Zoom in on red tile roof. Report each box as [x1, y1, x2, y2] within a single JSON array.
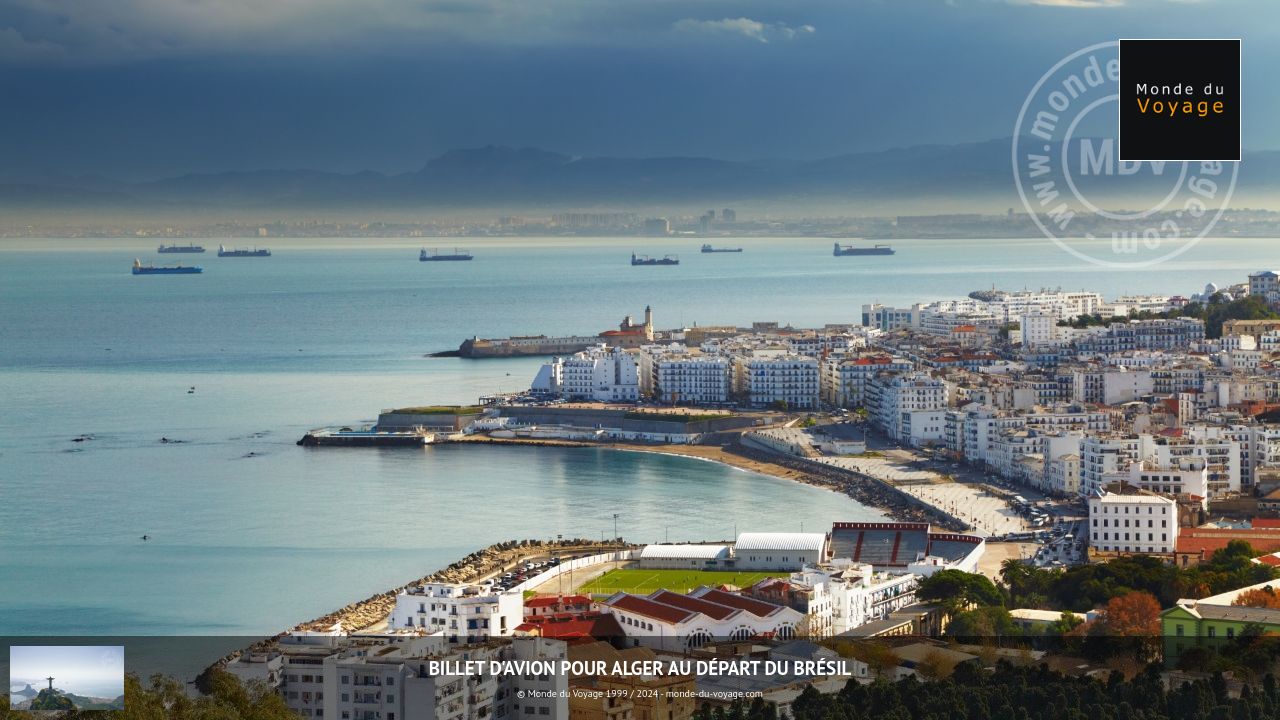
[[521, 613, 625, 640], [1254, 519, 1280, 529], [1177, 528, 1280, 556], [604, 594, 695, 624], [648, 590, 739, 621], [691, 588, 784, 618], [525, 594, 591, 608]]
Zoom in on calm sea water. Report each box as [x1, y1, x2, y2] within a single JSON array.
[[0, 235, 1271, 636]]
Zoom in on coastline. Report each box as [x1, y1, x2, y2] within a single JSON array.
[[451, 435, 965, 529], [205, 433, 970, 681]]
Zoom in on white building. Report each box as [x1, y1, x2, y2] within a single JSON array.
[[1020, 311, 1061, 348], [821, 564, 920, 635], [868, 372, 949, 444], [737, 354, 820, 410], [600, 588, 805, 651], [227, 635, 567, 720], [1071, 366, 1154, 405], [733, 532, 829, 571], [1079, 436, 1141, 496], [533, 344, 640, 402], [820, 354, 914, 408], [638, 544, 731, 570], [1123, 458, 1211, 499], [1088, 491, 1178, 555], [389, 583, 524, 644], [643, 347, 732, 405], [1249, 270, 1280, 304]]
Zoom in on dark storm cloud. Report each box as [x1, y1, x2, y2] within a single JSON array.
[[0, 0, 1271, 179]]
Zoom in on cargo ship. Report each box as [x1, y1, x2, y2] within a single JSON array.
[[832, 242, 894, 256], [701, 244, 743, 253], [157, 244, 205, 253], [420, 248, 473, 261], [132, 259, 202, 275], [218, 245, 271, 257], [631, 253, 679, 266]]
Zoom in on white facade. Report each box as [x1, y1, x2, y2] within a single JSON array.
[[601, 589, 805, 652], [1249, 270, 1280, 303], [389, 583, 524, 644], [649, 351, 732, 405], [228, 635, 567, 720], [825, 566, 920, 635], [868, 372, 949, 443], [534, 344, 640, 402], [638, 544, 731, 569], [1071, 367, 1154, 405], [1080, 436, 1141, 496], [738, 354, 820, 410], [733, 532, 828, 571], [1088, 492, 1178, 555], [821, 355, 914, 408], [1020, 311, 1060, 348]]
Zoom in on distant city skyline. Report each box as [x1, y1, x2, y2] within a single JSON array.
[[0, 0, 1275, 181]]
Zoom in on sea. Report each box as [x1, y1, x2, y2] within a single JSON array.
[[0, 234, 1272, 638]]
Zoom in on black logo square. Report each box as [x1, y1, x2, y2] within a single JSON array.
[[1119, 39, 1240, 161]]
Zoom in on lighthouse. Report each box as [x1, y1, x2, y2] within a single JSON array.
[[643, 305, 654, 340]]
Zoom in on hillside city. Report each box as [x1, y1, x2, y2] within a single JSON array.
[[193, 267, 1280, 720]]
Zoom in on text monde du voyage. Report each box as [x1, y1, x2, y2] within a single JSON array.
[[1134, 82, 1229, 118], [426, 658, 851, 678]]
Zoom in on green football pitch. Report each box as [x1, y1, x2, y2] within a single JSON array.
[[578, 568, 788, 596]]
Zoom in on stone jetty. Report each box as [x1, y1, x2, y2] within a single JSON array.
[[294, 538, 629, 633]]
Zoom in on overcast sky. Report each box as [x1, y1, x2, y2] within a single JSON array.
[[0, 0, 1273, 180]]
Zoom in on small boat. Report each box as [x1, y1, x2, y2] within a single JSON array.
[[218, 245, 271, 257], [132, 259, 202, 275], [631, 253, 679, 266], [420, 248, 473, 261], [158, 244, 205, 254], [701, 244, 743, 253]]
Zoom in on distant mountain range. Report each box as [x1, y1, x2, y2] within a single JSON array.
[[3, 139, 1278, 211]]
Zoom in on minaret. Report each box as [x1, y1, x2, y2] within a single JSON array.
[[644, 305, 653, 340]]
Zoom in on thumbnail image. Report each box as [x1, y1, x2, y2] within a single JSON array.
[[8, 646, 125, 713]]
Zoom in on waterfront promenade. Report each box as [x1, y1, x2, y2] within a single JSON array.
[[816, 453, 1030, 538]]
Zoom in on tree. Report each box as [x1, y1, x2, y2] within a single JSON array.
[[1234, 586, 1280, 609], [915, 649, 961, 680], [947, 606, 1020, 641], [917, 569, 1006, 614], [1097, 591, 1163, 661], [1000, 559, 1054, 607], [845, 640, 901, 678]]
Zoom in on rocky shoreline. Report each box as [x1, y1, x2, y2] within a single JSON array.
[[294, 537, 628, 632], [722, 443, 967, 531], [201, 538, 631, 687]]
